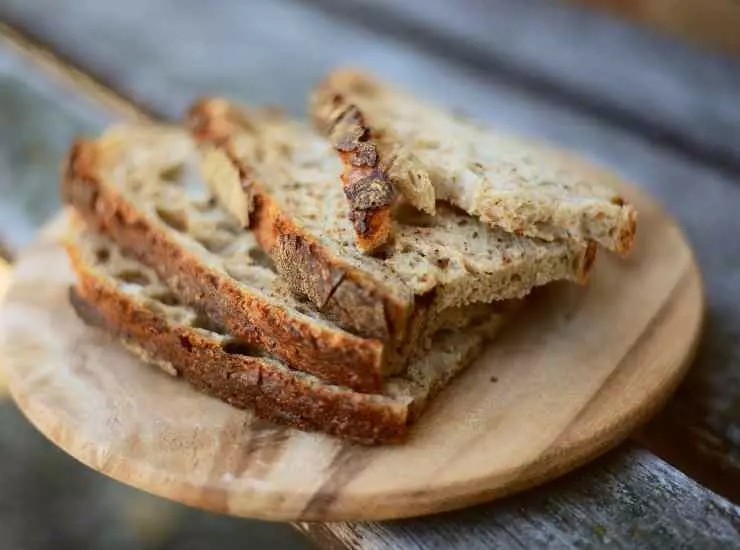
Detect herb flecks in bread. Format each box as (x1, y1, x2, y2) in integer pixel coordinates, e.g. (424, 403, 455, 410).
(318, 100, 396, 252)
(188, 102, 595, 354)
(311, 69, 637, 255)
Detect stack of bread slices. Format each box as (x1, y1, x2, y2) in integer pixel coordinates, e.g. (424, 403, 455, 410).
(61, 69, 636, 444)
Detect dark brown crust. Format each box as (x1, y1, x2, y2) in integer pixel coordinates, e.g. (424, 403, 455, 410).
(186, 99, 414, 346)
(66, 261, 409, 445)
(617, 207, 638, 257)
(251, 192, 408, 343)
(311, 75, 398, 253)
(314, 70, 638, 258)
(61, 139, 386, 393)
(324, 103, 395, 253)
(579, 242, 598, 283)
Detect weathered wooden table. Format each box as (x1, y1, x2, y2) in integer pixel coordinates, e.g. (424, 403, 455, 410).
(0, 1, 739, 548)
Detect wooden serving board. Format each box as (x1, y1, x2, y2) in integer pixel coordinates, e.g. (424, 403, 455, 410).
(0, 180, 702, 522)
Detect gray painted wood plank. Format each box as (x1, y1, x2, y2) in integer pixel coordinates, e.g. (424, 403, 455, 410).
(0, 42, 113, 251)
(297, 446, 740, 549)
(5, 0, 740, 174)
(1, 0, 738, 501)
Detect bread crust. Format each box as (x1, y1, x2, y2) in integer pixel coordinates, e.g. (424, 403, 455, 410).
(63, 224, 506, 444)
(66, 273, 409, 445)
(187, 99, 414, 343)
(187, 100, 597, 350)
(61, 138, 386, 393)
(311, 68, 637, 256)
(311, 98, 396, 252)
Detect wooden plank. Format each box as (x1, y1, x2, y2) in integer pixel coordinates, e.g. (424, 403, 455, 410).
(575, 0, 740, 56)
(0, 29, 114, 252)
(6, 0, 740, 174)
(0, 23, 155, 123)
(0, 257, 9, 397)
(0, 2, 738, 503)
(296, 446, 740, 549)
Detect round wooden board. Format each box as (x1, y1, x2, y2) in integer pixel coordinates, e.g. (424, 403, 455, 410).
(0, 181, 702, 522)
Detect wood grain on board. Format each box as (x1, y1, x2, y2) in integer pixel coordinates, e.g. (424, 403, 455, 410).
(0, 1, 738, 504)
(0, 169, 703, 521)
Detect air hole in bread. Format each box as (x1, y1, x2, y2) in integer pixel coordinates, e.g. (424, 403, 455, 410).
(394, 203, 435, 227)
(290, 295, 314, 316)
(155, 207, 188, 232)
(116, 269, 150, 286)
(248, 247, 275, 270)
(195, 235, 229, 254)
(95, 248, 111, 263)
(160, 164, 184, 183)
(216, 219, 242, 235)
(194, 196, 219, 212)
(223, 263, 261, 285)
(221, 339, 263, 357)
(179, 335, 194, 352)
(143, 300, 165, 315)
(191, 311, 226, 334)
(253, 145, 266, 164)
(150, 290, 180, 306)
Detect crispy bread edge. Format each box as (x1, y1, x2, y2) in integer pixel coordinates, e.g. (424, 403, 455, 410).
(65, 247, 409, 444)
(186, 99, 415, 345)
(60, 137, 386, 393)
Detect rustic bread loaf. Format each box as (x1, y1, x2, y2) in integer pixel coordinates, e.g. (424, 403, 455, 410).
(310, 69, 637, 255)
(66, 223, 506, 444)
(188, 99, 595, 354)
(61, 125, 386, 392)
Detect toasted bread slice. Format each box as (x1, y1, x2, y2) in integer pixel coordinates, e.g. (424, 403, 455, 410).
(66, 223, 505, 444)
(61, 125, 388, 392)
(311, 69, 637, 255)
(188, 99, 595, 350)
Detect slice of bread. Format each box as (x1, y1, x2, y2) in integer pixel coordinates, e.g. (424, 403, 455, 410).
(66, 223, 506, 444)
(188, 99, 595, 354)
(61, 125, 387, 393)
(310, 69, 637, 256)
